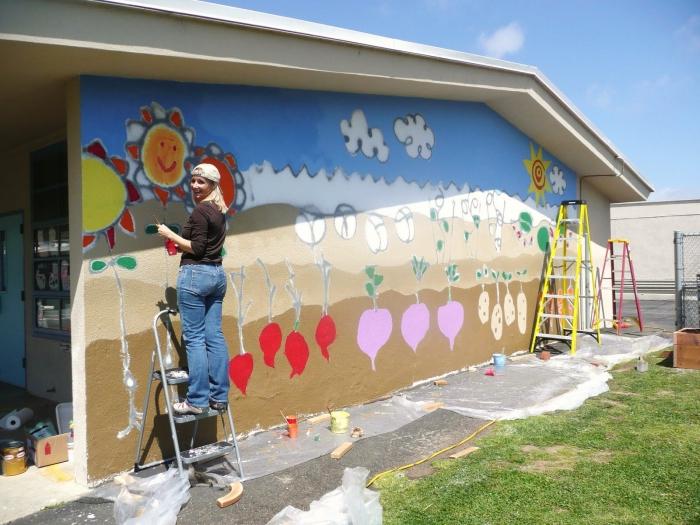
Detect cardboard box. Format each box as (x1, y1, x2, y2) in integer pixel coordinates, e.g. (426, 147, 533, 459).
(673, 328, 700, 370)
(27, 433, 69, 467)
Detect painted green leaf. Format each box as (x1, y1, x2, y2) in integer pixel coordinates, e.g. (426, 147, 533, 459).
(518, 212, 533, 233)
(537, 226, 550, 253)
(373, 274, 384, 287)
(491, 270, 497, 280)
(365, 266, 375, 279)
(168, 224, 181, 234)
(522, 269, 528, 276)
(441, 219, 449, 232)
(476, 270, 482, 279)
(437, 240, 444, 251)
(463, 231, 470, 242)
(90, 260, 108, 273)
(365, 282, 375, 297)
(221, 247, 227, 257)
(116, 256, 137, 270)
(144, 224, 158, 235)
(473, 215, 481, 229)
(430, 208, 438, 221)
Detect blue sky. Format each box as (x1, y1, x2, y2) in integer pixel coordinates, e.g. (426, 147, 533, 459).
(207, 0, 700, 202)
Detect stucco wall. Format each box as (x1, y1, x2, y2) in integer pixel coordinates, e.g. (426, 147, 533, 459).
(611, 200, 700, 283)
(0, 133, 72, 402)
(79, 75, 584, 480)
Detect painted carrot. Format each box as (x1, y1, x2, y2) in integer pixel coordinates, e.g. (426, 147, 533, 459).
(284, 260, 309, 378)
(357, 266, 392, 371)
(228, 267, 254, 395)
(314, 253, 336, 361)
(400, 256, 430, 352)
(256, 258, 282, 368)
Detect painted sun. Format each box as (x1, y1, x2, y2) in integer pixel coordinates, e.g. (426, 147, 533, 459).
(82, 139, 141, 251)
(185, 143, 246, 215)
(125, 102, 194, 207)
(523, 143, 552, 206)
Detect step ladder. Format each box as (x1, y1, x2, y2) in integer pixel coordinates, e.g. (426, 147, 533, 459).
(596, 239, 644, 334)
(134, 308, 244, 480)
(529, 200, 601, 354)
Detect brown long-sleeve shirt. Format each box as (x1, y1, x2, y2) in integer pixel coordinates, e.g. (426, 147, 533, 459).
(180, 201, 226, 266)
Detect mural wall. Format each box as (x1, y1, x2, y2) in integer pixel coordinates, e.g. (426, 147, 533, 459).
(79, 76, 575, 478)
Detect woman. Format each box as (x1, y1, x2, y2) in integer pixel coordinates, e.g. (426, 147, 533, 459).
(158, 163, 229, 415)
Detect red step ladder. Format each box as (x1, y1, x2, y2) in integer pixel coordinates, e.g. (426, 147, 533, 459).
(597, 239, 644, 334)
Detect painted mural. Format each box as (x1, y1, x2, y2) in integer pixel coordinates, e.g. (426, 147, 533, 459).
(80, 76, 576, 478)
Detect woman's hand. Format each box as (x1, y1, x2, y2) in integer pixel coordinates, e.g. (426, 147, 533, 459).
(157, 224, 174, 239)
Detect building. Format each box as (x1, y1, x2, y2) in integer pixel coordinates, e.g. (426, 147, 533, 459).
(0, 0, 653, 484)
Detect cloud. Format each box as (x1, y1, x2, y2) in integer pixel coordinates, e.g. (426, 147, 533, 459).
(340, 110, 389, 163)
(585, 83, 614, 109)
(394, 114, 435, 159)
(478, 22, 524, 59)
(675, 15, 700, 52)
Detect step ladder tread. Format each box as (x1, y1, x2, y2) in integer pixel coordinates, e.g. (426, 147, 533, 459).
(173, 409, 222, 424)
(553, 255, 578, 261)
(180, 441, 234, 464)
(535, 333, 573, 341)
(545, 293, 575, 299)
(542, 313, 575, 319)
(153, 368, 189, 384)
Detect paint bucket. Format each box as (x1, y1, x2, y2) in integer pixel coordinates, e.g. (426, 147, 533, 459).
(2, 441, 27, 476)
(330, 411, 350, 434)
(165, 239, 178, 256)
(493, 353, 506, 367)
(286, 416, 298, 438)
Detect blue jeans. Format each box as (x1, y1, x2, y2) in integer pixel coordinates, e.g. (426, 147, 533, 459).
(177, 264, 229, 408)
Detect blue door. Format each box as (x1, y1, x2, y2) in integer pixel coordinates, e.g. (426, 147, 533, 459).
(0, 213, 25, 387)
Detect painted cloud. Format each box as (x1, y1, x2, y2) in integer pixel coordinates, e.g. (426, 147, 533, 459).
(394, 114, 434, 160)
(550, 166, 566, 195)
(340, 110, 389, 162)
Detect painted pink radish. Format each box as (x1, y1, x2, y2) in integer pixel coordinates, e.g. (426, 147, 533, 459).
(256, 258, 282, 368)
(438, 263, 464, 350)
(401, 256, 430, 352)
(314, 253, 336, 361)
(357, 266, 392, 371)
(229, 267, 254, 395)
(284, 260, 309, 378)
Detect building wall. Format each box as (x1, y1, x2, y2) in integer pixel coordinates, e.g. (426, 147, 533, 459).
(0, 133, 72, 402)
(611, 200, 700, 287)
(78, 75, 584, 480)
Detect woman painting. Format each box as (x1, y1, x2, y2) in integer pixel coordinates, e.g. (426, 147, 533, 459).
(158, 163, 229, 415)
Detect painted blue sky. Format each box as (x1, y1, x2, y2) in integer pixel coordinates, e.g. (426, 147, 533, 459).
(207, 0, 700, 202)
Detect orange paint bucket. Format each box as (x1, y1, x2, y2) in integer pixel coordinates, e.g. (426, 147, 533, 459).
(286, 416, 298, 438)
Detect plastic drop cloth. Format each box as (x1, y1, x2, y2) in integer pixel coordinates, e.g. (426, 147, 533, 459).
(169, 333, 672, 484)
(112, 468, 190, 525)
(266, 467, 381, 525)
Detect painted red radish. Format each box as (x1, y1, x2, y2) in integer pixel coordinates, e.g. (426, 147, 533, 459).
(357, 266, 393, 371)
(438, 263, 464, 350)
(256, 258, 282, 368)
(228, 267, 254, 395)
(284, 260, 309, 377)
(401, 256, 430, 352)
(228, 353, 253, 395)
(314, 253, 336, 360)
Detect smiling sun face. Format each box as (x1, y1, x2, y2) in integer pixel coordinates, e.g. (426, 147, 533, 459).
(125, 102, 194, 207)
(523, 143, 552, 206)
(142, 124, 187, 187)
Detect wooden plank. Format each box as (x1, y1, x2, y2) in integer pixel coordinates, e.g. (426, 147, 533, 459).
(306, 413, 331, 425)
(423, 402, 444, 412)
(449, 446, 480, 459)
(674, 344, 700, 369)
(331, 442, 353, 459)
(433, 379, 448, 386)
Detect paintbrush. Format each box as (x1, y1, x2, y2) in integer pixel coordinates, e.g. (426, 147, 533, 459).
(279, 409, 289, 425)
(153, 214, 161, 226)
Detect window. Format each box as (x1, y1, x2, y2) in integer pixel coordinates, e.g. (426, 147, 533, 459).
(31, 142, 70, 339)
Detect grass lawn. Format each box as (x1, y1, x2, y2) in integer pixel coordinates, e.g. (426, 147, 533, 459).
(378, 351, 700, 524)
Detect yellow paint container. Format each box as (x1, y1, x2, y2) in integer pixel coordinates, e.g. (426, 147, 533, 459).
(330, 411, 350, 433)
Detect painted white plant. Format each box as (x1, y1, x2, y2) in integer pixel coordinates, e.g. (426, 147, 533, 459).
(476, 265, 490, 325)
(394, 206, 415, 243)
(503, 272, 515, 326)
(365, 213, 388, 253)
(333, 203, 357, 240)
(490, 269, 503, 341)
(295, 208, 325, 246)
(516, 269, 528, 335)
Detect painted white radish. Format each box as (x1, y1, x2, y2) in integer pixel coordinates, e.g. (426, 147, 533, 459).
(365, 214, 388, 254)
(401, 256, 430, 352)
(503, 272, 515, 326)
(357, 266, 392, 370)
(334, 203, 357, 240)
(490, 270, 503, 341)
(295, 208, 325, 246)
(516, 269, 528, 335)
(438, 263, 464, 351)
(394, 207, 415, 243)
(476, 266, 489, 325)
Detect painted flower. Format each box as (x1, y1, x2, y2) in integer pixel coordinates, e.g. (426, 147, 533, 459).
(125, 102, 195, 207)
(185, 143, 245, 215)
(81, 139, 141, 251)
(550, 166, 566, 195)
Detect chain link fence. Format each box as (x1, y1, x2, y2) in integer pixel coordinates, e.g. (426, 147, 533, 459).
(675, 232, 700, 328)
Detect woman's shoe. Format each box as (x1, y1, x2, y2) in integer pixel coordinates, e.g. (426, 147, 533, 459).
(173, 401, 204, 415)
(209, 400, 228, 411)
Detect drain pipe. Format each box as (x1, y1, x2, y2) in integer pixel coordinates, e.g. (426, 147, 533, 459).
(577, 155, 625, 200)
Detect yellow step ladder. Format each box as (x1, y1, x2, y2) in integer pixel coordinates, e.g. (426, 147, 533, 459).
(529, 200, 601, 354)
